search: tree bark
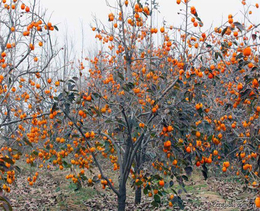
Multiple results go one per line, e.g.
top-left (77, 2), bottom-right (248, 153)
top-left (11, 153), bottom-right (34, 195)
top-left (118, 135), bottom-right (131, 211)
top-left (134, 142), bottom-right (147, 205)
top-left (135, 186), bottom-right (142, 205)
top-left (134, 150), bottom-right (141, 205)
top-left (118, 182), bottom-right (127, 211)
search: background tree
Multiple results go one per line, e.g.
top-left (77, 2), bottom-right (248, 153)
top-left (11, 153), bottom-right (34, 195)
top-left (0, 0), bottom-right (59, 208)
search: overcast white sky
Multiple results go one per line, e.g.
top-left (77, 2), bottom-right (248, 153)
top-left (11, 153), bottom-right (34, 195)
top-left (39, 0), bottom-right (260, 55)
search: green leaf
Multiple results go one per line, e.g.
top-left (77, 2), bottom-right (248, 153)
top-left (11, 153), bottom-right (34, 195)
top-left (118, 72), bottom-right (124, 80)
top-left (23, 137), bottom-right (33, 147)
top-left (151, 201), bottom-right (158, 207)
top-left (234, 22), bottom-right (244, 31)
top-left (32, 151), bottom-right (38, 156)
top-left (62, 161), bottom-right (71, 168)
top-left (252, 34), bottom-right (257, 41)
top-left (122, 84), bottom-right (130, 92)
top-left (182, 175), bottom-right (188, 181)
top-left (215, 52), bottom-right (223, 60)
top-left (207, 135), bottom-right (213, 141)
top-left (177, 197), bottom-right (185, 209)
top-left (54, 25), bottom-right (59, 31)
top-left (1, 157), bottom-right (14, 165)
top-left (221, 27), bottom-right (228, 36)
top-left (236, 53), bottom-right (243, 60)
top-left (127, 82), bottom-right (135, 89)
top-left (104, 141), bottom-right (110, 153)
top-left (158, 191), bottom-right (163, 196)
top-left (184, 166), bottom-right (193, 176)
top-left (14, 166), bottom-right (21, 173)
top-left (52, 102), bottom-right (58, 111)
top-left (105, 119), bottom-right (113, 123)
top-left (172, 189), bottom-right (178, 196)
top-left (143, 187), bottom-right (148, 195)
top-left (92, 92), bottom-right (102, 99)
top-left (80, 175), bottom-right (88, 181)
top-left (154, 194), bottom-right (161, 203)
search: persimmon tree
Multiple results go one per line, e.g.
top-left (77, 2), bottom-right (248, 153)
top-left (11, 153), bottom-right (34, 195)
top-left (159, 0), bottom-right (260, 208)
top-left (0, 0), bottom-right (59, 209)
top-left (43, 0), bottom-right (220, 210)
top-left (44, 0), bottom-right (197, 210)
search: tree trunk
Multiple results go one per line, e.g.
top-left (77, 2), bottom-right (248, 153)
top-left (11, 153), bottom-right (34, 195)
top-left (118, 135), bottom-right (131, 211)
top-left (118, 183), bottom-right (126, 211)
top-left (134, 150), bottom-right (141, 205)
top-left (135, 186), bottom-right (142, 204)
top-left (134, 143), bottom-right (147, 204)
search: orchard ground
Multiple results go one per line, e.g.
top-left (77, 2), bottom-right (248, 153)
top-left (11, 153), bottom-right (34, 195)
top-left (9, 160), bottom-right (258, 211)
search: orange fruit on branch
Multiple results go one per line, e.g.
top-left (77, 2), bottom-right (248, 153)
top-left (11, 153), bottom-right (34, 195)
top-left (167, 125), bottom-right (173, 132)
top-left (243, 47), bottom-right (251, 56)
top-left (159, 180), bottom-right (164, 187)
top-left (223, 161), bottom-right (230, 168)
top-left (255, 196), bottom-right (260, 207)
top-left (164, 141), bottom-right (171, 148)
